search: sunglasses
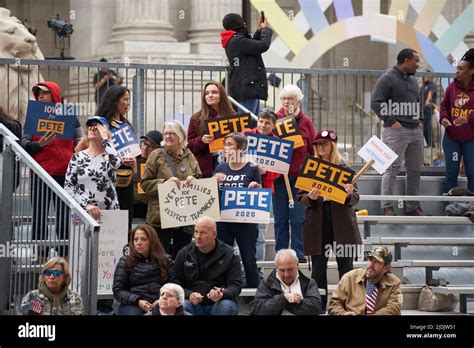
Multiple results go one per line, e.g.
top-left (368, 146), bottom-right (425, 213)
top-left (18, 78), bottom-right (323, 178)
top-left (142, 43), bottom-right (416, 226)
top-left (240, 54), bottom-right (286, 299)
top-left (43, 269), bottom-right (64, 277)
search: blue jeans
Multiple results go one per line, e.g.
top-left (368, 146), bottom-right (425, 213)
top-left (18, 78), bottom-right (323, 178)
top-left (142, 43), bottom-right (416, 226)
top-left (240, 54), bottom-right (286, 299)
top-left (272, 177), bottom-right (305, 257)
top-left (117, 304), bottom-right (145, 316)
top-left (237, 99), bottom-right (260, 116)
top-left (442, 134), bottom-right (474, 192)
top-left (184, 299), bottom-right (238, 315)
top-left (256, 224), bottom-right (266, 262)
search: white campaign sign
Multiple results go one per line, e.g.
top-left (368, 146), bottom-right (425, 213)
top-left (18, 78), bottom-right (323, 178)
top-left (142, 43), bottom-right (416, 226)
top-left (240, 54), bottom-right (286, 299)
top-left (358, 135), bottom-right (398, 174)
top-left (158, 178), bottom-right (221, 228)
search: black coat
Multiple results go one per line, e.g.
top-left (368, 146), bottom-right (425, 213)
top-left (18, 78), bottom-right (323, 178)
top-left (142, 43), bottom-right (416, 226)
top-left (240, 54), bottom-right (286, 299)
top-left (174, 239), bottom-right (242, 305)
top-left (223, 27), bottom-right (273, 101)
top-left (113, 255), bottom-right (174, 305)
top-left (249, 270), bottom-right (323, 315)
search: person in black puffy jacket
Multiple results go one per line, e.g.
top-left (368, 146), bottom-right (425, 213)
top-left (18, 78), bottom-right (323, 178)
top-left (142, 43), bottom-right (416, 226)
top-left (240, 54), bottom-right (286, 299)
top-left (113, 224), bottom-right (174, 315)
top-left (221, 12), bottom-right (273, 116)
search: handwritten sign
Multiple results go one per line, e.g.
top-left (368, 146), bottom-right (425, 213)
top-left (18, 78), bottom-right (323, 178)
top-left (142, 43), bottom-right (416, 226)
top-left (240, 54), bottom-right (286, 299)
top-left (158, 178), bottom-right (221, 228)
top-left (295, 156), bottom-right (354, 204)
top-left (274, 116), bottom-right (304, 149)
top-left (220, 187), bottom-right (272, 223)
top-left (244, 132), bottom-right (294, 175)
top-left (358, 135), bottom-right (398, 174)
top-left (110, 122), bottom-right (141, 158)
top-left (205, 113), bottom-right (251, 153)
top-left (24, 101), bottom-right (76, 139)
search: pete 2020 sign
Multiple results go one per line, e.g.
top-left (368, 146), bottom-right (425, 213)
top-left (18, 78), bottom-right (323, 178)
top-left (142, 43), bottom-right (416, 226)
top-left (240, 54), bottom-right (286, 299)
top-left (220, 187), bottom-right (272, 223)
top-left (24, 101), bottom-right (77, 139)
top-left (357, 135), bottom-right (398, 174)
top-left (158, 178), bottom-right (221, 228)
top-left (295, 156), bottom-right (354, 204)
top-left (110, 121), bottom-right (141, 158)
top-left (205, 113), bottom-right (251, 153)
top-left (244, 132), bottom-right (294, 175)
top-left (274, 116), bottom-right (304, 149)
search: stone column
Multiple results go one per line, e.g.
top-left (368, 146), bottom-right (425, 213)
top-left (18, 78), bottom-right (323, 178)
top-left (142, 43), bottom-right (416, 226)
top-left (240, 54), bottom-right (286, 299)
top-left (109, 0), bottom-right (176, 42)
top-left (187, 0), bottom-right (241, 43)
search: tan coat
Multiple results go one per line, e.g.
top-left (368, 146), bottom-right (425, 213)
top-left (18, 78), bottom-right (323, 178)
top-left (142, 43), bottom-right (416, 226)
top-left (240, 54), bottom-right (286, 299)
top-left (297, 165), bottom-right (362, 256)
top-left (141, 147), bottom-right (202, 227)
top-left (328, 267), bottom-right (402, 315)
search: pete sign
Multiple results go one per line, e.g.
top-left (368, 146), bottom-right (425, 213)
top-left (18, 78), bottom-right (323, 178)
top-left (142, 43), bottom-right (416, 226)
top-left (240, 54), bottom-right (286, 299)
top-left (110, 121), bottom-right (141, 158)
top-left (358, 135), bottom-right (398, 174)
top-left (158, 178), bottom-right (221, 228)
top-left (295, 156), bottom-right (354, 204)
top-left (205, 113), bottom-right (251, 153)
top-left (220, 188), bottom-right (272, 223)
top-left (274, 116), bottom-right (304, 148)
top-left (24, 101), bottom-right (76, 139)
top-left (244, 132), bottom-right (294, 175)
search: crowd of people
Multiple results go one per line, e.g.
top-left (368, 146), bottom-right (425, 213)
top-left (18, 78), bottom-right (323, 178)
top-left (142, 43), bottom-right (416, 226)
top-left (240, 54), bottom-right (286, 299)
top-left (5, 9), bottom-right (473, 316)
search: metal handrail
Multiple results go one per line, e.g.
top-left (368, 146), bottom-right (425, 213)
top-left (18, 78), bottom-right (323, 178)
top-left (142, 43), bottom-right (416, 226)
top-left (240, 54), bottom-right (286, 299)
top-left (228, 96), bottom-right (258, 121)
top-left (359, 194), bottom-right (474, 202)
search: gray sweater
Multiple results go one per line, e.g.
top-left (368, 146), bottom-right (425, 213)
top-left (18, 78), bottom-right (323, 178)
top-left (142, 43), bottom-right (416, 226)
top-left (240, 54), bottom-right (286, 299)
top-left (371, 66), bottom-right (422, 128)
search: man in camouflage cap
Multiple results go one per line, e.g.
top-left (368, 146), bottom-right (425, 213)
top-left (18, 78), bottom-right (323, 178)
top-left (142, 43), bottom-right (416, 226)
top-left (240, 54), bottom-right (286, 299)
top-left (328, 246), bottom-right (402, 315)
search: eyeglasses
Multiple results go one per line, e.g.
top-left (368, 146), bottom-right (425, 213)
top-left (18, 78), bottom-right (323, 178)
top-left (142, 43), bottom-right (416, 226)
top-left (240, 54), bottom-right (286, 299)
top-left (280, 96), bottom-right (296, 101)
top-left (87, 125), bottom-right (98, 130)
top-left (163, 132), bottom-right (177, 137)
top-left (140, 141), bottom-right (158, 148)
top-left (43, 269), bottom-right (64, 277)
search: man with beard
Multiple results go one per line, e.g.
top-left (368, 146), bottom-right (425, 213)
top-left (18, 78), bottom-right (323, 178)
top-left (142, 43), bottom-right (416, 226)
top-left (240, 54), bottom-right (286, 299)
top-left (328, 246), bottom-right (402, 315)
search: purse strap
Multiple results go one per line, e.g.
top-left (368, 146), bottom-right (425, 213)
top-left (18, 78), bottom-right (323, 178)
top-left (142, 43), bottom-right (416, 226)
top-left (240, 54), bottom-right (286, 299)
top-left (161, 149), bottom-right (178, 177)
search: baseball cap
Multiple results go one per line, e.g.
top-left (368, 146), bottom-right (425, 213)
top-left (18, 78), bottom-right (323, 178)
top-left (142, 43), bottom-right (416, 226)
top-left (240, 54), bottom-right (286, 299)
top-left (32, 84), bottom-right (50, 96)
top-left (86, 116), bottom-right (108, 127)
top-left (313, 129), bottom-right (338, 144)
top-left (140, 130), bottom-right (163, 146)
top-left (368, 246), bottom-right (392, 265)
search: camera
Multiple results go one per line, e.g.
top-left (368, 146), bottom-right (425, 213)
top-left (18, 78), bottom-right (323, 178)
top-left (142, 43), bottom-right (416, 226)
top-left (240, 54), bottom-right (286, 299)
top-left (47, 15), bottom-right (73, 38)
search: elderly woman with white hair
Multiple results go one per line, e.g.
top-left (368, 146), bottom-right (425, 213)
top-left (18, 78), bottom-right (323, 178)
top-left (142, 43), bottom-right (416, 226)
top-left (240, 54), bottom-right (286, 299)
top-left (141, 120), bottom-right (202, 259)
top-left (274, 85), bottom-right (317, 263)
top-left (150, 283), bottom-right (192, 316)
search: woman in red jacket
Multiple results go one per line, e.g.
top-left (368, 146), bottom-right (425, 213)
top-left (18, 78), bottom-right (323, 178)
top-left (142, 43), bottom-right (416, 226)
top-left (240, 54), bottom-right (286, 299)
top-left (187, 81), bottom-right (235, 177)
top-left (440, 48), bottom-right (474, 192)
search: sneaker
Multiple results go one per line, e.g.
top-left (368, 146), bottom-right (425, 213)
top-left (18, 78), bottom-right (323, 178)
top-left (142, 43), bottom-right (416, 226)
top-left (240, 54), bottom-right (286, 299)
top-left (406, 207), bottom-right (426, 216)
top-left (298, 256), bottom-right (307, 263)
top-left (383, 207), bottom-right (396, 216)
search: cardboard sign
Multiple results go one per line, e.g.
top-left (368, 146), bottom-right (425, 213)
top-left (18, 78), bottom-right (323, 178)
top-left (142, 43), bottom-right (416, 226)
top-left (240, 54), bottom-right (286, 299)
top-left (244, 132), bottom-right (294, 175)
top-left (97, 210), bottom-right (128, 295)
top-left (110, 121), bottom-right (141, 158)
top-left (358, 135), bottom-right (398, 174)
top-left (205, 113), bottom-right (251, 153)
top-left (295, 156), bottom-right (354, 204)
top-left (220, 187), bottom-right (272, 223)
top-left (274, 116), bottom-right (304, 149)
top-left (158, 178), bottom-right (221, 228)
top-left (137, 162), bottom-right (145, 194)
top-left (24, 101), bottom-right (77, 139)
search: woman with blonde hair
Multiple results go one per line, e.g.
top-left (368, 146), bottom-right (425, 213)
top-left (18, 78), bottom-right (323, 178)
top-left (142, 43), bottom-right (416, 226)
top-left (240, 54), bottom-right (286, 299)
top-left (141, 120), bottom-right (202, 258)
top-left (297, 129), bottom-right (362, 311)
top-left (20, 257), bottom-right (83, 315)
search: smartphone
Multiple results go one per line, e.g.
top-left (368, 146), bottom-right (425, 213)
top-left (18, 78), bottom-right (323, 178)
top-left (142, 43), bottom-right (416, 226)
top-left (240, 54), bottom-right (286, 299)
top-left (260, 10), bottom-right (265, 22)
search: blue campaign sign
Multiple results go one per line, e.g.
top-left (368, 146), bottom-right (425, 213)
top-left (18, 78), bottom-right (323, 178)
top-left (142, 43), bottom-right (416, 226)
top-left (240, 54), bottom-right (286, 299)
top-left (244, 132), bottom-right (294, 175)
top-left (24, 101), bottom-right (77, 139)
top-left (220, 187), bottom-right (272, 223)
top-left (110, 122), bottom-right (141, 158)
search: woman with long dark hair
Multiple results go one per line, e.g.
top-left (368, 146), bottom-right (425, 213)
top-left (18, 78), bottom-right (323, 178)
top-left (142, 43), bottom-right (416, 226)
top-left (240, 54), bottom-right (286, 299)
top-left (187, 81), bottom-right (236, 177)
top-left (113, 224), bottom-right (174, 315)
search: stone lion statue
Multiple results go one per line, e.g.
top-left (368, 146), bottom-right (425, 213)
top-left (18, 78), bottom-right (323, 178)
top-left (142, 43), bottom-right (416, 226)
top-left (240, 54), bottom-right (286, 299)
top-left (0, 7), bottom-right (44, 124)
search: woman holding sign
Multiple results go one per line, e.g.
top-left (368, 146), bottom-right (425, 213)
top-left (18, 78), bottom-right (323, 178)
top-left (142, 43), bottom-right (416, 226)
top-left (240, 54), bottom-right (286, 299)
top-left (141, 120), bottom-right (202, 259)
top-left (214, 132), bottom-right (262, 289)
top-left (297, 130), bottom-right (362, 311)
top-left (188, 81), bottom-right (236, 177)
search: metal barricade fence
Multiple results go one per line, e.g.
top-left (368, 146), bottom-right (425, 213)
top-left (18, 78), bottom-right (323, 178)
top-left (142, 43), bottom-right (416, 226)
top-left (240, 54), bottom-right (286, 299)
top-left (0, 124), bottom-right (100, 315)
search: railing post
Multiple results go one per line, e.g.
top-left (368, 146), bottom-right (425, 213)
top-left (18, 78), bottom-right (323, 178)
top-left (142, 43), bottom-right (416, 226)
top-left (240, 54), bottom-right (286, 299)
top-left (132, 69), bottom-right (145, 138)
top-left (299, 73), bottom-right (311, 116)
top-left (0, 144), bottom-right (15, 314)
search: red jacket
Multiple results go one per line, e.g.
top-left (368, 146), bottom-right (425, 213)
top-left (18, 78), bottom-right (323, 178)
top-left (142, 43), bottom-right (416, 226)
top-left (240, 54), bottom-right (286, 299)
top-left (187, 108), bottom-right (219, 177)
top-left (27, 82), bottom-right (79, 176)
top-left (244, 128), bottom-right (279, 192)
top-left (276, 107), bottom-right (316, 178)
top-left (440, 79), bottom-right (474, 142)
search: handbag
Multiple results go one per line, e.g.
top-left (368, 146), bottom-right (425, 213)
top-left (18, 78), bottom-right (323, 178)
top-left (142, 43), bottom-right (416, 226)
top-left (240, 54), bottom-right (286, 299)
top-left (418, 286), bottom-right (458, 312)
top-left (116, 168), bottom-right (134, 187)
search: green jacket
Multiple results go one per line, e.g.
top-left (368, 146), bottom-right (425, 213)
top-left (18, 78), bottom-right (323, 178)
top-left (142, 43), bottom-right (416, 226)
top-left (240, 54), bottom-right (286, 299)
top-left (141, 147), bottom-right (202, 227)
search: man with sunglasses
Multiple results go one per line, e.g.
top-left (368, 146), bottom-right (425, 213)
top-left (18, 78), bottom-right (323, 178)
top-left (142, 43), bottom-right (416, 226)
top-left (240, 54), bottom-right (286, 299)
top-left (328, 246), bottom-right (402, 315)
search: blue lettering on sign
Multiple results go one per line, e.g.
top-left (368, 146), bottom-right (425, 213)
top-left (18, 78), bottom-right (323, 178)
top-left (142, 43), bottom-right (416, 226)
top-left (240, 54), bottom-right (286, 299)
top-left (221, 188), bottom-right (272, 212)
top-left (245, 132), bottom-right (294, 164)
top-left (111, 123), bottom-right (138, 150)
